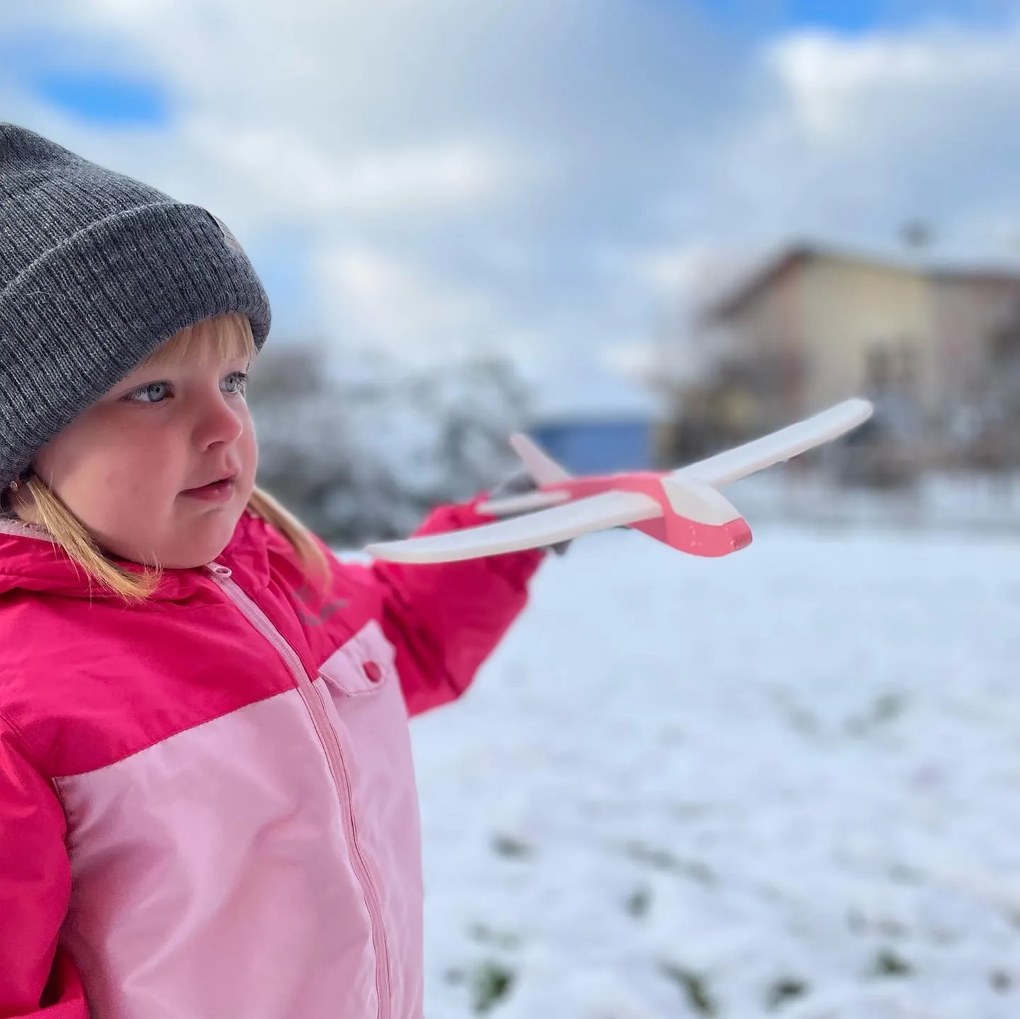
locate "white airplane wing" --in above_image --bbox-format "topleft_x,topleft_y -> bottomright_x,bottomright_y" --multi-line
365,489 -> 661,564
476,489 -> 570,516
675,397 -> 873,488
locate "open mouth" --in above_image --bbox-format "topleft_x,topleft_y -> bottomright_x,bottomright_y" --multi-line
181,475 -> 238,500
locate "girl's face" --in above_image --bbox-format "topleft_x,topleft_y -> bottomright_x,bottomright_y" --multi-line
28,316 -> 258,569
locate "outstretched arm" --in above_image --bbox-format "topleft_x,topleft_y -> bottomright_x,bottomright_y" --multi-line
372,496 -> 545,716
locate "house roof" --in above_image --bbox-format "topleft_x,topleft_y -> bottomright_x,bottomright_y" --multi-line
702,240 -> 1020,322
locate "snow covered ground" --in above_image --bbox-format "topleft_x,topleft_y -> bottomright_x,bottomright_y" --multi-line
411,520 -> 1020,1018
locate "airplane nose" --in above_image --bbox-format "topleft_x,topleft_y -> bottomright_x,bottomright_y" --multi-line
661,475 -> 743,526
725,518 -> 753,552
677,517 -> 752,557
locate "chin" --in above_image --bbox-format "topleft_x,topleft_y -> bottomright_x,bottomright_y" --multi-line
158,522 -> 241,570
173,536 -> 236,570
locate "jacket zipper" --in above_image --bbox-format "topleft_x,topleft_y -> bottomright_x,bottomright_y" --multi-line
207,563 -> 393,1019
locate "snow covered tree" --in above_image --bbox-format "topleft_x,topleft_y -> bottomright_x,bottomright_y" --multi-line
250,342 -> 529,544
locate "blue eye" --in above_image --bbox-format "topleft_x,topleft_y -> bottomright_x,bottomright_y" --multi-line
127,381 -> 170,403
222,371 -> 248,396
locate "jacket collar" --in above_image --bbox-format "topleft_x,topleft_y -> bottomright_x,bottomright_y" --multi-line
0,510 -> 272,602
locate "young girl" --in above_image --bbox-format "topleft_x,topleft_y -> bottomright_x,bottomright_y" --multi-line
0,124 -> 544,1019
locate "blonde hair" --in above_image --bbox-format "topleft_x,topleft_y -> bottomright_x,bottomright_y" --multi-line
15,314 -> 330,601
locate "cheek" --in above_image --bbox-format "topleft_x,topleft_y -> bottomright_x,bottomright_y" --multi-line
39,423 -> 173,505
35,429 -> 92,492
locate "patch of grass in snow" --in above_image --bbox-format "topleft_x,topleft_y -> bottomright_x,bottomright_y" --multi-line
469,959 -> 516,1014
444,959 -> 517,1014
847,907 -> 910,940
870,947 -> 913,978
491,833 -> 532,859
468,922 -> 521,949
990,969 -> 1012,992
624,840 -> 716,883
845,692 -> 908,736
764,976 -> 808,1011
887,861 -> 924,885
624,885 -> 652,919
669,801 -> 713,820
771,692 -> 820,736
660,963 -> 716,1016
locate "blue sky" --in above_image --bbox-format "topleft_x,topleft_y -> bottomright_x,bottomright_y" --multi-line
693,0 -> 1016,34
4,1 -> 1020,411
31,70 -> 169,126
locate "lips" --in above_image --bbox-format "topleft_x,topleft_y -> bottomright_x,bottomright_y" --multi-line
186,474 -> 234,489
181,472 -> 238,497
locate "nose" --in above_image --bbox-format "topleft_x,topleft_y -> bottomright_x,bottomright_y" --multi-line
194,390 -> 245,450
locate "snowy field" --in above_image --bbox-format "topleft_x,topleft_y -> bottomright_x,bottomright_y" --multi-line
411,520 -> 1020,1018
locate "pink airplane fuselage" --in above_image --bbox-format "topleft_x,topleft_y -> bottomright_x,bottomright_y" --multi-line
546,472 -> 752,558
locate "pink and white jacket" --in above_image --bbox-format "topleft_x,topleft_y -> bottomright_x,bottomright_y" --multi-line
0,503 -> 542,1019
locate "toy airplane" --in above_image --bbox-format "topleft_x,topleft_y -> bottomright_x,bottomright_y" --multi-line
365,397 -> 873,564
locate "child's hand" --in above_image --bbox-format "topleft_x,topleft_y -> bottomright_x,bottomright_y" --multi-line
487,470 -> 571,556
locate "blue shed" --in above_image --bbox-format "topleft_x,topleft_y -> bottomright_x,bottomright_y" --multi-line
526,364 -> 662,475
530,418 -> 652,474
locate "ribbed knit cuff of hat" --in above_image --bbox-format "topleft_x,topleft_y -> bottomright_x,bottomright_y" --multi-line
0,201 -> 270,487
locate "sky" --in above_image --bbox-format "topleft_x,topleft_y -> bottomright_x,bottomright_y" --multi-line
3,0 -> 1020,413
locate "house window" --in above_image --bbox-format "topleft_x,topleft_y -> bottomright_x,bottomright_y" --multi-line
866,338 -> 917,393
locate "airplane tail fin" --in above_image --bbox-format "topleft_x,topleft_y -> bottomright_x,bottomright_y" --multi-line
509,433 -> 573,484
475,433 -> 573,517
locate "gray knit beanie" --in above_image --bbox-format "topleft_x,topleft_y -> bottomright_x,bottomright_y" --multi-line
0,124 -> 271,489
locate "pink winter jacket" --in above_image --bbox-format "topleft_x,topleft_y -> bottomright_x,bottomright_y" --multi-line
0,503 -> 542,1019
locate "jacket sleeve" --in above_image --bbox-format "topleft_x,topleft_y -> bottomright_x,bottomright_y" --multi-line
0,717 -> 89,1018
371,497 -> 545,716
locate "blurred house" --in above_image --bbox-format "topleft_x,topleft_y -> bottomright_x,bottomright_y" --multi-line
528,364 -> 663,474
676,242 -> 1020,475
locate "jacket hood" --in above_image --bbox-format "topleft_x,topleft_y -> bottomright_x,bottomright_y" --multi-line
0,510 -> 272,602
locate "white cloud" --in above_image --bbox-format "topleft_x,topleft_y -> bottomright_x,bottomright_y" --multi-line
767,24 -> 1020,148
182,121 -> 528,223
314,246 -> 505,360
331,141 -> 525,218
631,243 -> 767,307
